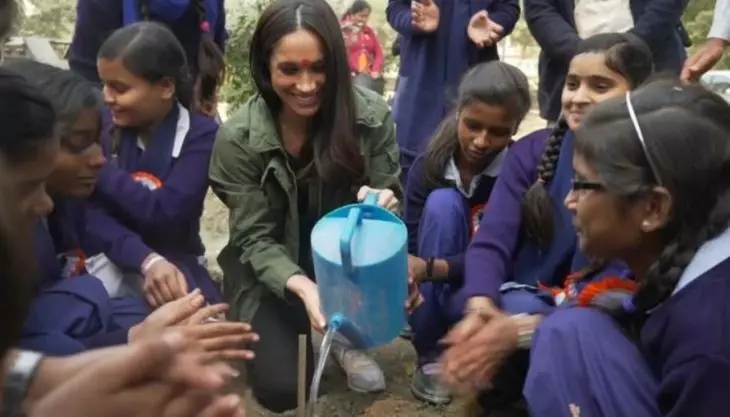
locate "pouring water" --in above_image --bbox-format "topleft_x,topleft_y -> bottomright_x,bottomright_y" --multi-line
306,192 -> 408,416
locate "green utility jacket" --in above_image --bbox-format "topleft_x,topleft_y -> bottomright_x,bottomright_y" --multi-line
209,86 -> 402,322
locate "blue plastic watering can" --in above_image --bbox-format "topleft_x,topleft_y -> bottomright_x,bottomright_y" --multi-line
310,192 -> 408,349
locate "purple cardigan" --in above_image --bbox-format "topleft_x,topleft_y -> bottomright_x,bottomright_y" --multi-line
85,109 -> 218,272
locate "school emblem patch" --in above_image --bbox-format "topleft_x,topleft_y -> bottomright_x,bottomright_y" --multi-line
470,203 -> 486,237
59,248 -> 86,278
131,171 -> 163,190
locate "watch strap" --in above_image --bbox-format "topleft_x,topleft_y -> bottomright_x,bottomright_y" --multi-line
425,257 -> 435,278
1,350 -> 43,417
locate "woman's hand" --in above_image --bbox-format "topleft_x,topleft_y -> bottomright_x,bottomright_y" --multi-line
180,303 -> 258,361
444,296 -> 500,346
357,185 -> 398,211
440,313 -> 519,394
404,255 -> 425,313
28,331 -> 245,417
129,290 -> 258,361
467,10 -> 503,48
411,0 -> 439,33
142,253 -> 188,308
286,274 -> 327,332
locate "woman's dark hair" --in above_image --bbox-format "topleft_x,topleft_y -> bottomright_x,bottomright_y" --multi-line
98,21 -> 193,109
5,60 -> 102,139
422,61 -> 531,189
343,0 -> 371,19
522,32 -> 654,248
0,67 -> 56,354
138,0 -> 224,104
576,79 -> 730,317
0,67 -> 57,162
250,0 -> 364,186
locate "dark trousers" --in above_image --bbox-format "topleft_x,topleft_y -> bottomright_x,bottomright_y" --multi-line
245,294 -> 314,413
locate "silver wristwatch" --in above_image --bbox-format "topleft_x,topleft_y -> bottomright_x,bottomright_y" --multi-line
1,350 -> 43,417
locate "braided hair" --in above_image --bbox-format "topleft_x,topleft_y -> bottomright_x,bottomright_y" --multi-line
521,32 -> 654,248
575,79 -> 730,327
0,67 -> 57,353
137,0 -> 224,113
192,0 -> 224,110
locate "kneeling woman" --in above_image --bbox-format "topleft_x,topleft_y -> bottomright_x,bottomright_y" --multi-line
88,22 -> 221,307
526,81 -> 730,416
209,0 -> 405,412
404,61 -> 531,404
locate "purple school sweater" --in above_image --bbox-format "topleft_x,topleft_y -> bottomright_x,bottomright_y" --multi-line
641,255 -> 730,416
404,154 -> 499,281
86,111 -> 218,271
462,130 -> 549,299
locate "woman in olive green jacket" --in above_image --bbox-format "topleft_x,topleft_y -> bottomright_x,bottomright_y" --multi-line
209,0 -> 404,412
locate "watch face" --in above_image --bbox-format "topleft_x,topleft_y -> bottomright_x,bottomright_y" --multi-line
2,350 -> 44,417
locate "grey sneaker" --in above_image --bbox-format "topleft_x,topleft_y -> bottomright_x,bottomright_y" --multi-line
330,340 -> 386,393
411,363 -> 452,405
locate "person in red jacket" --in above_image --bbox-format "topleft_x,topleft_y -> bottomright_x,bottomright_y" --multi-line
341,1 -> 385,93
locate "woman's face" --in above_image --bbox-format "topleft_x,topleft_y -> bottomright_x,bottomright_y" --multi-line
269,29 -> 326,118
456,101 -> 515,168
98,58 -> 175,128
565,152 -> 665,259
47,107 -> 106,198
0,136 -> 58,228
352,8 -> 370,26
561,53 -> 631,131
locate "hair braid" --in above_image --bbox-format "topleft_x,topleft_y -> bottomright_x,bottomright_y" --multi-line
193,0 -> 224,108
633,188 -> 730,313
521,119 -> 569,248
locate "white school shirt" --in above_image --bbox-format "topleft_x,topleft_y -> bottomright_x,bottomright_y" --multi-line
573,0 -> 634,39
442,149 -> 507,198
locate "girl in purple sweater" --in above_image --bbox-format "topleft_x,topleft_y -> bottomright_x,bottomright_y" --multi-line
86,22 -> 221,307
526,81 -> 730,416
440,33 -> 654,413
403,61 -> 532,405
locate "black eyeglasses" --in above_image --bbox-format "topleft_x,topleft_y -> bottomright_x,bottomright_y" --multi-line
571,179 -> 605,191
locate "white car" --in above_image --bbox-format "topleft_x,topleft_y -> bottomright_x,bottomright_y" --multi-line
700,70 -> 730,102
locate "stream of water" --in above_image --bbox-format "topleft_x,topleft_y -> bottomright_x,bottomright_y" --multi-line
307,325 -> 338,417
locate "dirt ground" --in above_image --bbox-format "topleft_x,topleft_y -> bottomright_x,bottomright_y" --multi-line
199,111 -> 546,416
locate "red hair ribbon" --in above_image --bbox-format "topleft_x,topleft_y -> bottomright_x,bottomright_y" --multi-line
200,20 -> 210,32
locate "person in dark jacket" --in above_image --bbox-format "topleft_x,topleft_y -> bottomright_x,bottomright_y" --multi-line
524,0 -> 686,123
386,0 -> 520,186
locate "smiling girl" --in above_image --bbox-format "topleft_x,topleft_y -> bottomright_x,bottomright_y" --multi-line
403,61 -> 531,405
440,32 -> 654,412
526,80 -> 730,416
208,0 -> 409,411
87,22 -> 221,307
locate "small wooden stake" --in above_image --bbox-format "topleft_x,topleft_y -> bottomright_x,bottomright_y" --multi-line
297,334 -> 307,417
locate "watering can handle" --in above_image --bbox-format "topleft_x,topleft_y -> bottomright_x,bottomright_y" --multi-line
340,192 -> 379,274
363,191 -> 379,205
